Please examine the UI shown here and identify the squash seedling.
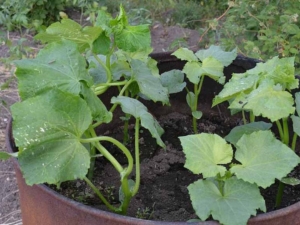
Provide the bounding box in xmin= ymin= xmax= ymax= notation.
xmin=180 ymin=56 xmax=300 ymax=225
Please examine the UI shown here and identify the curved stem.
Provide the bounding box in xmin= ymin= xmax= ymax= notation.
xmin=82 ymin=128 xmax=123 ymax=173
xmin=109 ymin=79 xmax=134 ymax=113
xmin=291 ymin=133 xmax=297 ymax=151
xmin=132 ymin=118 xmax=141 ymax=196
xmin=81 ymin=136 xmax=133 ymax=176
xmin=83 ymin=177 xmax=120 ymax=213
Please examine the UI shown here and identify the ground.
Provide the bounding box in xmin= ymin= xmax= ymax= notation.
xmin=0 ymin=19 xmax=200 ymax=224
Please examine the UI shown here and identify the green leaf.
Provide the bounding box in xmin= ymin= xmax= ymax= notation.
xmin=281 ymin=177 xmax=300 ymax=186
xmin=80 ymin=85 xmax=112 ymax=123
xmin=160 ymin=69 xmax=186 ymax=94
xmin=212 ymin=73 xmax=259 ymax=106
xmin=172 ymin=47 xmax=198 ymax=62
xmin=241 ymin=81 xmax=295 ymax=122
xmin=195 ymin=45 xmax=237 ymax=66
xmin=295 ymin=92 xmax=300 ymax=115
xmin=35 ymin=19 xmax=102 ymax=52
xmin=230 ymin=130 xmax=300 ymax=188
xmin=186 ymin=91 xmax=195 ymax=109
xmin=225 ymin=122 xmax=272 ymax=145
xmin=14 ymin=40 xmax=92 ymax=100
xmin=291 ymin=115 xmax=300 ymax=136
xmin=95 ymin=9 xmax=113 ymax=34
xmin=180 ymin=133 xmax=233 ymax=178
xmin=111 ymin=96 xmax=165 ymax=148
xmin=188 ymin=177 xmax=265 ymax=225
xmin=111 ymin=60 xmax=131 ymax=81
xmin=0 ymin=151 xmax=18 ymax=160
xmin=192 ymin=111 xmax=202 ymax=120
xmin=282 ymin=23 xmax=300 ymax=35
xmin=183 ymin=61 xmax=203 ymax=84
xmin=11 ymin=89 xmax=92 ymax=185
xmin=198 ymin=57 xmax=224 ymax=83
xmin=131 ymin=59 xmax=169 ymax=104
xmin=92 ymin=32 xmax=111 ymax=55
xmin=247 ymin=56 xmax=298 ymax=90
xmin=119 ymin=179 xmax=135 ymax=203
xmin=115 ymin=24 xmax=150 ymax=52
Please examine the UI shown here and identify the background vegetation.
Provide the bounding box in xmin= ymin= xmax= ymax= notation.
xmin=0 ymin=0 xmax=299 ymax=71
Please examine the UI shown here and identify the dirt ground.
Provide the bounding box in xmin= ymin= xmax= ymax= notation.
xmin=0 ymin=18 xmax=200 ymax=224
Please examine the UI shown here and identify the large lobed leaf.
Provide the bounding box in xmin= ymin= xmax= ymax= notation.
xmin=14 ymin=40 xmax=92 ymax=100
xmin=213 ymin=73 xmax=259 ymax=106
xmin=173 ymin=46 xmax=236 ymax=85
xmin=111 ymin=96 xmax=165 ymax=148
xmin=35 ymin=19 xmax=102 ymax=52
xmin=180 ymin=133 xmax=233 ymax=178
xmin=198 ymin=57 xmax=224 ymax=84
xmin=195 ymin=45 xmax=237 ymax=67
xmin=11 ymin=89 xmax=92 ymax=186
xmin=160 ymin=69 xmax=186 ymax=94
xmin=188 ymin=177 xmax=265 ymax=225
xmin=240 ymin=80 xmax=295 ymax=122
xmin=115 ymin=24 xmax=151 ymax=52
xmin=130 ymin=59 xmax=169 ymax=104
xmin=247 ymin=56 xmax=298 ymax=90
xmin=231 ymin=130 xmax=300 ymax=188
xmin=171 ymin=48 xmax=198 ymax=62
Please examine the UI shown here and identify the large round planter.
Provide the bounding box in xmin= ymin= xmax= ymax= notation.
xmin=6 ymin=52 xmax=300 ymax=225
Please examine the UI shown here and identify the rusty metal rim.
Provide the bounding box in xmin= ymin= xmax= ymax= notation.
xmin=6 ymin=117 xmax=300 ymax=224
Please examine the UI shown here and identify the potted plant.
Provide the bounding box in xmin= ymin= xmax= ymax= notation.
xmin=2 ymin=5 xmax=300 ymax=225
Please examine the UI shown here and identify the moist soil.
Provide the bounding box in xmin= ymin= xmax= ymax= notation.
xmin=49 ymin=110 xmax=300 ymax=222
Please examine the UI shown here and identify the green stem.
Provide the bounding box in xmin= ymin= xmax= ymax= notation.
xmin=94 ymin=80 xmax=128 ymax=90
xmin=81 ymin=136 xmax=133 ymax=176
xmin=87 ymin=145 xmax=96 ymax=180
xmin=132 ymin=118 xmax=141 ymax=196
xmin=249 ymin=111 xmax=255 ymax=123
xmin=83 ymin=177 xmax=120 ymax=213
xmin=93 ymin=53 xmax=112 ymax=83
xmin=123 ymin=89 xmax=130 ymax=144
xmin=192 ymin=75 xmax=205 ymax=133
xmin=275 ymin=118 xmax=290 ymax=208
xmin=242 ymin=110 xmax=247 ymax=125
xmin=275 ymin=182 xmax=285 ymax=208
xmin=82 ymin=128 xmax=124 ymax=173
xmin=276 ymin=120 xmax=284 ymax=141
xmin=92 ymin=79 xmax=134 ymax=129
xmin=109 ymin=79 xmax=134 ymax=114
xmin=282 ymin=117 xmax=289 ymax=146
xmin=123 ymin=114 xmax=130 ymax=144
xmin=119 ymin=177 xmax=132 ymax=214
xmin=291 ymin=133 xmax=297 ymax=151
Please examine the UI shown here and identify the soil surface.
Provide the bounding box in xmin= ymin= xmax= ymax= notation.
xmin=0 ymin=10 xmax=200 ymax=225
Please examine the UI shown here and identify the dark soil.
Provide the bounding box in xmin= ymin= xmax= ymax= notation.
xmin=49 ymin=110 xmax=300 ymax=222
